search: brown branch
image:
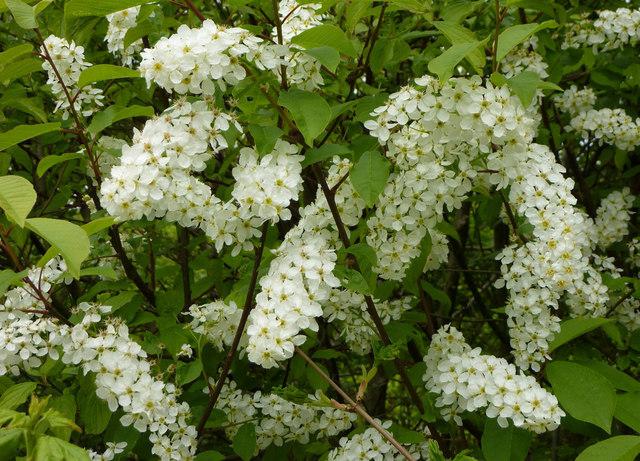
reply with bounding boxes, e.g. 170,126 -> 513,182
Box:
196,222 -> 269,436
183,0 -> 206,22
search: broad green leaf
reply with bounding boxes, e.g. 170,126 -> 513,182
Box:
432,21 -> 486,71
233,423 -> 256,461
481,419 -> 532,461
303,46 -> 341,72
0,175 -> 36,227
506,71 -> 562,107
389,424 -> 426,444
291,24 -> 357,57
49,393 -> 77,441
78,378 -> 111,435
64,0 -> 153,17
441,0 -> 486,23
302,144 -> 351,167
576,436 -> 640,461
404,232 -> 432,293
36,153 -> 84,177
34,435 -> 90,461
0,58 -> 42,85
428,40 -> 487,81
615,393 -> 640,433
0,123 -> 60,151
278,89 -> 331,146
5,0 -> 36,28
333,266 -> 372,294
0,268 -> 28,297
546,361 -> 615,432
88,105 -> 153,135
176,360 -> 202,386
123,18 -> 155,48
81,216 -> 116,235
194,451 -> 225,461
77,266 -> 118,280
578,361 -> 640,392
345,242 -> 378,268
0,428 -> 23,461
0,44 -> 33,66
349,150 -> 390,206
0,95 -> 47,123
77,64 -> 141,89
247,124 -> 283,154
496,21 -> 557,62
25,218 -> 90,278
548,317 -> 612,352
0,382 -> 36,409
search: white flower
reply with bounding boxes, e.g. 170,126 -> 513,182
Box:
105,7 -> 143,66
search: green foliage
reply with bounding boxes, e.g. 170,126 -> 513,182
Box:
481,420 -> 531,461
278,89 -> 332,145
349,150 -> 390,206
0,175 -> 36,226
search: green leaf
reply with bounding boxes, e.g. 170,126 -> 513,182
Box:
301,144 -> 351,167
506,71 -> 562,107
0,123 -> 60,151
0,58 -> 42,85
349,150 -> 390,206
303,46 -> 341,72
176,360 -> 202,386
5,0 -> 36,28
481,419 -> 532,461
548,317 -> 612,352
278,89 -> 331,146
546,361 -> 615,432
233,423 -> 256,461
578,361 -> 640,392
0,428 -> 24,461
34,435 -> 90,461
441,0 -> 486,23
48,393 -> 77,441
345,242 -> 378,268
25,218 -> 90,278
291,24 -> 357,57
496,21 -> 557,62
428,39 -> 488,81
389,423 -> 426,444
77,378 -> 111,435
0,268 -> 28,297
64,0 -> 153,17
36,153 -> 84,177
87,105 -> 154,136
194,451 -> 225,461
77,266 -> 118,280
0,382 -> 36,410
123,18 -> 155,48
247,124 -> 283,154
77,64 -> 141,89
333,266 -> 372,294
432,21 -> 486,71
81,216 -> 116,236
0,44 -> 33,66
0,175 -> 36,227
576,436 -> 640,461
615,393 -> 640,433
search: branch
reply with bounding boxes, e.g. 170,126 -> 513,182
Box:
196,222 -> 269,436
183,0 -> 206,22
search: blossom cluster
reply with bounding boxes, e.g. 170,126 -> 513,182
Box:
323,290 -> 413,354
213,380 -> 356,451
327,423 -> 431,461
89,441 -> 127,461
629,237 -> 640,271
105,6 -> 143,66
139,20 -> 280,94
594,188 -> 635,248
0,261 -> 197,460
554,85 -> 596,116
501,43 -> 549,79
41,35 -> 104,119
567,107 -> 640,151
562,8 -> 640,52
423,326 -> 565,433
246,158 -> 365,368
187,300 -> 243,352
100,99 -> 303,254
274,0 -> 325,89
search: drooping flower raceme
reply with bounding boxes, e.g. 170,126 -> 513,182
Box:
562,8 -> 640,52
593,188 -> 635,248
554,85 -> 597,116
105,6 -> 144,67
187,300 -> 244,352
567,107 -> 640,151
41,35 -> 104,119
212,380 -> 356,451
423,326 -> 564,433
138,20 -> 281,94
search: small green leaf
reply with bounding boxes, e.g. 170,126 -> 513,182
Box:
278,89 -> 331,146
506,71 -> 562,106
0,123 -> 60,151
349,150 -> 390,206
36,153 -> 84,177
25,218 -> 90,278
247,124 -> 283,154
548,317 -> 612,352
432,21 -> 486,72
5,0 -> 36,29
615,393 -> 640,433
81,216 -> 116,236
233,423 -> 256,461
64,0 -> 153,17
496,21 -> 557,62
302,144 -> 351,167
333,266 -> 372,294
123,18 -> 156,48
176,361 -> 202,386
291,24 -> 357,57
303,46 -> 341,72
77,378 -> 111,435
88,105 -> 154,136
546,361 -> 615,432
34,435 -> 90,461
0,175 -> 36,227
77,64 -> 141,89
0,428 -> 24,461
576,436 -> 640,461
428,39 -> 488,81
481,419 -> 532,461
0,382 -> 37,409
346,242 -> 378,268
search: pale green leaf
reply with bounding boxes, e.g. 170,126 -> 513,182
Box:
291,24 -> 357,57
87,105 -> 154,135
278,89 -> 331,146
5,0 -> 36,28
233,423 -> 256,461
81,216 -> 116,236
34,435 -> 90,461
24,218 -> 90,278
578,361 -> 640,392
349,150 -> 390,206
0,428 -> 23,461
496,20 -> 557,62
548,317 -> 612,352
0,175 -> 36,227
432,21 -> 486,72
0,44 -> 33,66
0,123 -> 60,151
77,378 -> 111,435
302,46 -> 341,72
576,436 -> 640,461
0,58 -> 43,85
302,144 -> 351,167
64,0 -> 153,17
77,64 -> 141,88
36,153 -> 84,177
481,419 -> 531,461
428,40 -> 487,81
0,382 -> 36,409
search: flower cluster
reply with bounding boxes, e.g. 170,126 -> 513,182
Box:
501,45 -> 549,79
629,237 -> 640,271
275,0 -> 325,89
567,107 -> 640,151
323,290 -> 413,354
423,326 -> 564,433
554,85 -> 596,116
187,300 -> 243,352
139,20 -> 280,94
613,298 -> 640,332
562,8 -> 640,52
100,99 -> 303,254
327,423 -> 431,461
246,158 -> 365,368
41,35 -> 104,119
594,188 -> 635,248
88,441 -> 127,461
0,262 -> 197,460
105,6 -> 143,66
213,380 -> 355,451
